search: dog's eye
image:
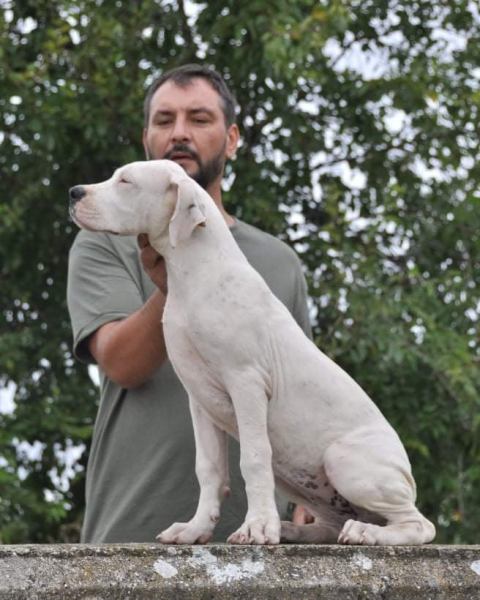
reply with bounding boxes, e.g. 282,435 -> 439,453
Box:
119,177 -> 132,185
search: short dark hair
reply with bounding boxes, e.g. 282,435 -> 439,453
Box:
143,64 -> 237,128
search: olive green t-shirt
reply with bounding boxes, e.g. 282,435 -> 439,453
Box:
67,219 -> 311,543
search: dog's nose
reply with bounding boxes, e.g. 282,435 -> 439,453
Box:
69,186 -> 86,204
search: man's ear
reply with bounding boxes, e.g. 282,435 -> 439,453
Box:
226,123 -> 240,159
168,179 -> 207,248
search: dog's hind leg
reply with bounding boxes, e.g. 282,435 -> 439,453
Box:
324,427 -> 436,545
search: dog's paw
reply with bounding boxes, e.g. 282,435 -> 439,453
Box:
227,514 -> 280,545
156,521 -> 213,545
338,519 -> 381,545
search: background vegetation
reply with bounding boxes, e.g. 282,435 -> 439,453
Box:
1,0 -> 479,543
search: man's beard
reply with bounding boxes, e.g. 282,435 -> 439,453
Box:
146,143 -> 226,191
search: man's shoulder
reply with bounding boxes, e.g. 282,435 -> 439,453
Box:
70,229 -> 138,258
232,219 -> 300,264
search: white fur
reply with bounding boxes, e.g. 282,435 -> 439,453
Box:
71,160 -> 436,545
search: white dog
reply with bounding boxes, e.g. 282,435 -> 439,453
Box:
69,160 -> 435,546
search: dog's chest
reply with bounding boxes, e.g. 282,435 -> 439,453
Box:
199,394 -> 239,438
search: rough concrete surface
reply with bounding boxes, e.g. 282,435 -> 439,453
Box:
1,543 -> 480,599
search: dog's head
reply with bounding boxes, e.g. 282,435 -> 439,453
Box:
69,159 -> 207,248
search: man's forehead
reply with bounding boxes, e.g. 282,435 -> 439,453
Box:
150,78 -> 222,112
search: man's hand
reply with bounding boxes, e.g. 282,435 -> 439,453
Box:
292,505 -> 315,525
138,234 -> 168,295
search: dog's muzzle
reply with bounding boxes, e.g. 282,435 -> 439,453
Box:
68,185 -> 87,221
69,185 -> 86,205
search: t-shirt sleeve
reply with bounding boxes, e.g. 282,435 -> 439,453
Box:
290,254 -> 313,340
67,232 -> 144,364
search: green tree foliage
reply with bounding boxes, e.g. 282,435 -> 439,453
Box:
1,0 -> 478,543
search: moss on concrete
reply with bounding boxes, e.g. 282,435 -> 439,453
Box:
1,543 -> 480,599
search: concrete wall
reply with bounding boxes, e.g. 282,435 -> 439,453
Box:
1,543 -> 480,599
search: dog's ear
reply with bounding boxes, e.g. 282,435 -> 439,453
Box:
168,179 -> 207,248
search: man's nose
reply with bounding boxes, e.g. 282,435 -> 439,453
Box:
171,117 -> 191,142
69,186 -> 86,206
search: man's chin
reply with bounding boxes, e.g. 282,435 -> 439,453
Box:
146,150 -> 197,173
170,158 -> 199,177
177,164 -> 211,190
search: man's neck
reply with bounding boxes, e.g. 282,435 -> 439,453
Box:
207,182 -> 235,227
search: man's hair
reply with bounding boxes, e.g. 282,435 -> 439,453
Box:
143,64 -> 237,128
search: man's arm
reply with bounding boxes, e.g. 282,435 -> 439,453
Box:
88,290 -> 167,388
88,234 -> 168,389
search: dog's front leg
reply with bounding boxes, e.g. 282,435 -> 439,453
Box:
226,371 -> 280,544
156,399 -> 229,544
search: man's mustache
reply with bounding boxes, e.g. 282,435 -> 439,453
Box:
164,145 -> 201,163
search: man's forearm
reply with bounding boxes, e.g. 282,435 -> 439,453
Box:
89,290 -> 168,388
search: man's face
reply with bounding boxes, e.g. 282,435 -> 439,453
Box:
143,78 -> 238,192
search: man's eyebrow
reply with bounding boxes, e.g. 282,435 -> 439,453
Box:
188,107 -> 215,115
151,107 -> 215,117
152,109 -> 174,118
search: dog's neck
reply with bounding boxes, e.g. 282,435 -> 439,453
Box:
152,206 -> 247,300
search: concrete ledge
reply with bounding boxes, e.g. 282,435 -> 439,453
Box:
1,544 -> 480,599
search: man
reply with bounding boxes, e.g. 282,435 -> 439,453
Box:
67,64 -> 311,543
